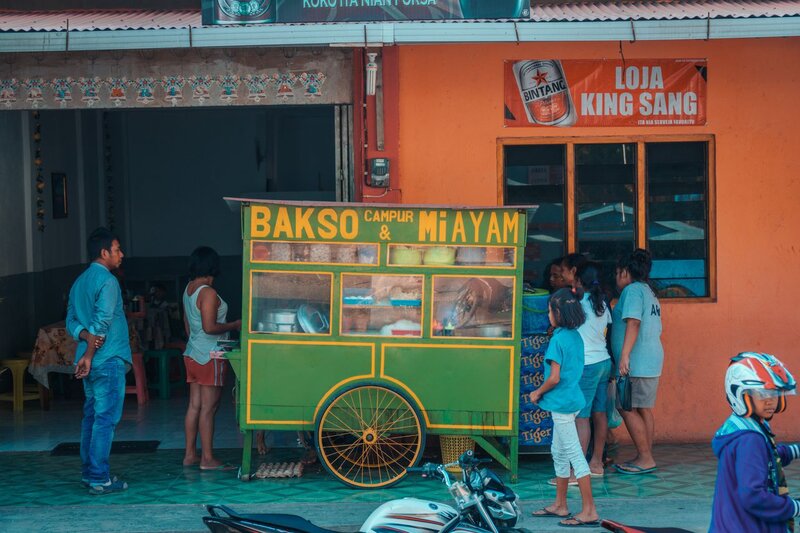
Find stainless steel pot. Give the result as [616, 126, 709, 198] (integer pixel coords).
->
[262, 321, 298, 333]
[264, 309, 297, 325]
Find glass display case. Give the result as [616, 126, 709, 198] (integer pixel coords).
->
[252, 241, 379, 265]
[341, 274, 423, 337]
[431, 276, 515, 338]
[387, 244, 516, 268]
[250, 271, 332, 334]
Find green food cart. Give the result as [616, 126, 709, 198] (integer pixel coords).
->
[223, 199, 527, 488]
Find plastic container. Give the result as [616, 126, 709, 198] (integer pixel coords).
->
[522, 289, 550, 334]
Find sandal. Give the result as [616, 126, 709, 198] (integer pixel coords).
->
[88, 478, 128, 495]
[558, 517, 601, 528]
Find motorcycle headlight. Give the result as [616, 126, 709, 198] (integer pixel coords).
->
[483, 490, 518, 521]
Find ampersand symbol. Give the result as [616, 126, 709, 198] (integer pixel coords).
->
[379, 225, 391, 240]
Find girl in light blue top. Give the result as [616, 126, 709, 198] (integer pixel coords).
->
[182, 246, 241, 470]
[530, 288, 599, 527]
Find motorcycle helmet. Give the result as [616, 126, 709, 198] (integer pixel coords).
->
[725, 352, 796, 417]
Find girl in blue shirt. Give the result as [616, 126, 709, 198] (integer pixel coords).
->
[530, 288, 599, 527]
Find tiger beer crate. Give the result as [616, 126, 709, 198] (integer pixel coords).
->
[518, 333, 553, 451]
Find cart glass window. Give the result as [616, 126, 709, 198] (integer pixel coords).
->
[431, 276, 515, 338]
[250, 271, 332, 334]
[251, 241, 378, 265]
[387, 244, 516, 268]
[341, 274, 423, 337]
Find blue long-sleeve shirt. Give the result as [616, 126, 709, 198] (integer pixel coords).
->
[710, 415, 800, 532]
[66, 262, 132, 367]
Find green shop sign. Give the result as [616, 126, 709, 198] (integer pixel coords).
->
[202, 0, 530, 25]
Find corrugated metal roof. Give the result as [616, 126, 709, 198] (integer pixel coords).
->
[0, 10, 200, 32]
[1, 1, 799, 32]
[532, 0, 800, 21]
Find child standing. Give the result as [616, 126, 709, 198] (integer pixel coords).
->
[711, 352, 799, 533]
[530, 288, 599, 528]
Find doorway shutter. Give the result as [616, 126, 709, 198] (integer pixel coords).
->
[334, 104, 354, 202]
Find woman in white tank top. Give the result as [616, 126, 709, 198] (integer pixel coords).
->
[181, 246, 241, 470]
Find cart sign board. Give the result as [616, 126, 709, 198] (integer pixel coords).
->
[504, 59, 708, 127]
[202, 0, 530, 24]
[248, 204, 525, 245]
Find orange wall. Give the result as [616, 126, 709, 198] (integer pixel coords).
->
[395, 38, 800, 442]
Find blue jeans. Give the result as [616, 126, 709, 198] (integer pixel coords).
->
[80, 357, 126, 485]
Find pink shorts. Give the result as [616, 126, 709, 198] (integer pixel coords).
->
[184, 356, 226, 387]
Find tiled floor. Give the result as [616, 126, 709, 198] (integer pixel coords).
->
[1, 390, 796, 510]
[0, 443, 725, 507]
[0, 383, 244, 452]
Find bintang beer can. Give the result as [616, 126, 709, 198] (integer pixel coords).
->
[513, 60, 577, 127]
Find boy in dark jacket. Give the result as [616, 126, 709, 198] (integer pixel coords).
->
[710, 352, 799, 532]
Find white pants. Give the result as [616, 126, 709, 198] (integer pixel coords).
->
[550, 411, 591, 479]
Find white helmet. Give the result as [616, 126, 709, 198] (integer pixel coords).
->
[725, 352, 796, 417]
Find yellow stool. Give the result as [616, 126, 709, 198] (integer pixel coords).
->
[0, 358, 42, 413]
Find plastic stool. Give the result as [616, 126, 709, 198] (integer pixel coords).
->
[144, 349, 185, 400]
[0, 358, 42, 413]
[125, 352, 149, 404]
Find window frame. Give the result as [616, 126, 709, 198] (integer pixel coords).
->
[498, 134, 716, 303]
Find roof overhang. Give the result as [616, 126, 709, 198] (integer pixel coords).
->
[2, 17, 800, 53]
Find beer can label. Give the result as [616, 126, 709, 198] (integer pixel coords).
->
[513, 60, 577, 127]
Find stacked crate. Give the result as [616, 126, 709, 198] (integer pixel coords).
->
[519, 333, 553, 448]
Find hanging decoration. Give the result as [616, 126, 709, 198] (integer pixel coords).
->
[107, 77, 129, 107]
[135, 77, 156, 105]
[1, 78, 18, 107]
[24, 78, 45, 108]
[78, 76, 102, 107]
[218, 74, 240, 104]
[189, 75, 213, 104]
[299, 71, 326, 98]
[51, 78, 73, 108]
[32, 110, 45, 231]
[270, 72, 297, 100]
[244, 74, 268, 102]
[162, 75, 185, 106]
[102, 112, 115, 231]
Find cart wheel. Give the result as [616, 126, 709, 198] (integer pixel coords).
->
[315, 383, 426, 488]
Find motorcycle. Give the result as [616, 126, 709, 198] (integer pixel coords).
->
[203, 451, 521, 533]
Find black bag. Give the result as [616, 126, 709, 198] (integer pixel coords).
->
[617, 375, 633, 412]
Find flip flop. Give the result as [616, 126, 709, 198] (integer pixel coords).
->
[558, 517, 601, 528]
[531, 508, 570, 518]
[614, 463, 657, 475]
[589, 470, 605, 477]
[199, 463, 237, 471]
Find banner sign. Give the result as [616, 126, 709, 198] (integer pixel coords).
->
[504, 59, 707, 127]
[245, 204, 526, 246]
[203, 0, 530, 24]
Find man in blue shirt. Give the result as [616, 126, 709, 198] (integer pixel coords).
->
[66, 227, 132, 495]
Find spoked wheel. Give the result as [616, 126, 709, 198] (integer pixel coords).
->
[315, 383, 426, 488]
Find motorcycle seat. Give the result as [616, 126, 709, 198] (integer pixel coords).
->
[231, 513, 344, 533]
